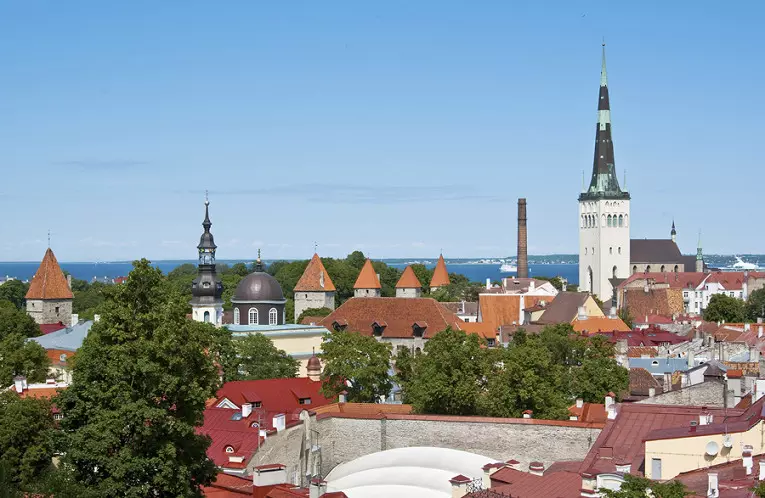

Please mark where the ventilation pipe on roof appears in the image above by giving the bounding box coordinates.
[605,393,616,419]
[528,462,544,476]
[708,472,719,497]
[522,410,532,419]
[576,398,584,409]
[13,376,25,394]
[648,387,656,398]
[743,447,754,475]
[745,323,751,332]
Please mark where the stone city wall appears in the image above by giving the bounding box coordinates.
[636,379,726,408]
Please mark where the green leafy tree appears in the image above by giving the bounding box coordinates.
[754,481,765,498]
[601,474,690,497]
[345,251,367,271]
[393,346,416,386]
[704,293,746,323]
[410,264,432,293]
[570,338,629,403]
[72,281,109,321]
[618,308,634,329]
[228,262,250,277]
[319,329,392,403]
[0,306,41,339]
[0,334,51,387]
[0,280,28,310]
[746,288,765,322]
[56,259,221,497]
[234,334,299,380]
[403,328,486,415]
[534,276,565,291]
[297,307,333,324]
[0,391,54,491]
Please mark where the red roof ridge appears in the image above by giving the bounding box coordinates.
[430,254,450,288]
[396,265,422,289]
[353,259,381,289]
[294,253,336,292]
[25,248,73,300]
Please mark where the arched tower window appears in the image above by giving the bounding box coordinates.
[269,308,278,325]
[203,311,210,323]
[618,215,624,227]
[607,215,612,227]
[660,265,666,273]
[674,265,679,273]
[248,308,259,325]
[233,308,240,325]
[632,265,638,274]
[645,265,651,273]
[613,266,618,278]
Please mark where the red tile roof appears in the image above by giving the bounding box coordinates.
[628,368,663,397]
[430,254,450,288]
[25,248,73,300]
[46,349,74,367]
[627,346,658,358]
[39,322,67,335]
[396,265,422,289]
[353,259,381,289]
[618,272,707,290]
[202,472,253,496]
[294,253,336,292]
[319,297,495,340]
[214,378,334,430]
[568,402,607,423]
[485,467,582,498]
[198,407,265,467]
[675,456,765,498]
[311,402,413,417]
[479,294,547,331]
[579,403,746,475]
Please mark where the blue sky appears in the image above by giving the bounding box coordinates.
[1,1,763,262]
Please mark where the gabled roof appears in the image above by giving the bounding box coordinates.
[25,248,73,300]
[568,402,607,423]
[630,239,684,264]
[572,316,630,334]
[30,321,93,352]
[214,378,334,422]
[429,254,450,288]
[485,467,582,498]
[479,294,547,331]
[353,259,380,289]
[318,297,494,339]
[536,292,590,324]
[198,407,264,468]
[294,253,336,292]
[618,272,706,290]
[395,265,422,289]
[628,367,663,396]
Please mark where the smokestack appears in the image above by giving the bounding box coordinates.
[517,198,528,279]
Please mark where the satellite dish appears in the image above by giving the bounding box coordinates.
[706,441,720,456]
[723,435,733,448]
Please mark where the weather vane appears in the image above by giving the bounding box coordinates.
[47,229,51,248]
[205,189,209,204]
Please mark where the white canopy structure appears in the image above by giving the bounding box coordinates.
[324,446,494,498]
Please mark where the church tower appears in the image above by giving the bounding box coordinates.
[190,195,224,325]
[578,44,630,302]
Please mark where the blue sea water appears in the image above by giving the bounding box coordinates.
[0,260,579,286]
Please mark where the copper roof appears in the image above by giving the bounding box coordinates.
[294,253,336,292]
[395,265,422,289]
[25,248,73,300]
[429,254,450,288]
[353,259,381,289]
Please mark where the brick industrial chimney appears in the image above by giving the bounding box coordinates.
[517,198,528,278]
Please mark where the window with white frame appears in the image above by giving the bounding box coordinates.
[248,308,259,325]
[233,308,240,325]
[269,307,278,325]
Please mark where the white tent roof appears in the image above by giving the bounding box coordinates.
[325,446,494,498]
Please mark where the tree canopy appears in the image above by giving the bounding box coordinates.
[601,474,690,497]
[0,306,41,340]
[233,333,299,381]
[704,293,746,323]
[319,329,392,403]
[56,259,224,497]
[0,280,28,310]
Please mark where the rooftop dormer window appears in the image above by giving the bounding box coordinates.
[299,397,312,405]
[225,446,234,454]
[412,322,427,338]
[372,320,387,337]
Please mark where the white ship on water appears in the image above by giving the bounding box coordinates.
[719,256,762,271]
[499,259,518,273]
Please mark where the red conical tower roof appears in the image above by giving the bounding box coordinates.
[25,248,73,300]
[396,265,422,289]
[353,259,381,289]
[294,253,336,292]
[430,254,450,288]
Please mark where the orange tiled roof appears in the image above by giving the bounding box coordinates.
[294,253,336,292]
[459,320,498,340]
[46,349,74,367]
[568,402,607,423]
[353,259,381,289]
[25,248,73,300]
[429,254,450,288]
[479,294,547,330]
[627,346,658,358]
[311,402,413,417]
[396,265,422,289]
[572,316,631,334]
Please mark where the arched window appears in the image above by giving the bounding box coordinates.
[660,265,666,273]
[585,247,588,255]
[233,308,240,325]
[248,308,259,325]
[618,215,624,227]
[613,266,618,278]
[633,265,638,274]
[607,215,612,227]
[645,265,651,273]
[269,307,278,325]
[609,247,613,255]
[674,265,679,273]
[592,247,595,255]
[618,247,622,254]
[203,311,210,323]
[225,446,234,454]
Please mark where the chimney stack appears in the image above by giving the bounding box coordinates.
[517,198,528,279]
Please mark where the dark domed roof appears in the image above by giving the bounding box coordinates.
[307,354,321,371]
[233,272,285,302]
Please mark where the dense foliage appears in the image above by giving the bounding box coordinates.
[601,474,690,497]
[56,260,225,497]
[0,306,50,387]
[0,280,28,310]
[398,324,628,419]
[319,329,393,403]
[232,333,299,380]
[704,293,746,323]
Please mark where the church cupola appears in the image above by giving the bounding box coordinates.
[671,221,677,243]
[191,193,224,325]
